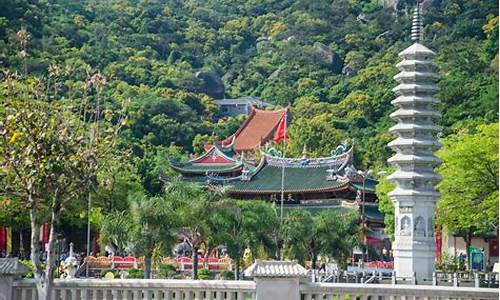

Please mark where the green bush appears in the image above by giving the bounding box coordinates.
[126,268,145,279]
[436,253,459,274]
[18,260,34,279]
[157,263,177,279]
[198,268,213,280]
[219,270,234,280]
[100,268,119,278]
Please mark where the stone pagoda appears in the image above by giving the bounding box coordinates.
[388,4,442,280]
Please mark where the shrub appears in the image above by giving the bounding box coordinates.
[19,260,34,279]
[127,268,145,279]
[219,270,234,280]
[157,263,177,279]
[198,268,213,280]
[100,268,119,278]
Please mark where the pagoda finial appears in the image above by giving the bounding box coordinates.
[411,2,423,42]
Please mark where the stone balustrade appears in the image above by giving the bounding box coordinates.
[2,260,499,300]
[300,282,499,300]
[12,279,256,300]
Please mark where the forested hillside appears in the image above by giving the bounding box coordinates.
[1,0,498,192]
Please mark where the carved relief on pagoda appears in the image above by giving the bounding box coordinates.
[400,216,412,236]
[414,216,426,237]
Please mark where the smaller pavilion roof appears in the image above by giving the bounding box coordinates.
[170,144,243,175]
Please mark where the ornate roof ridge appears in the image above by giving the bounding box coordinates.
[262,144,353,168]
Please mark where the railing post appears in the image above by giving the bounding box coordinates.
[244,260,307,300]
[391,271,396,285]
[411,272,417,285]
[474,273,480,288]
[432,272,437,286]
[0,258,30,300]
[453,272,458,287]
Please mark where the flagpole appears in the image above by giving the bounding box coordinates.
[280,139,285,221]
[280,113,287,222]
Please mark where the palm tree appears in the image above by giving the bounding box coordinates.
[130,193,178,278]
[282,209,314,266]
[99,210,133,256]
[175,183,223,279]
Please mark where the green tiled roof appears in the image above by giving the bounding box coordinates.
[363,205,384,220]
[350,178,378,192]
[228,164,350,193]
[283,204,353,216]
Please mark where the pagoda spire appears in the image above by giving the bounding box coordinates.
[411,2,423,42]
[387,3,441,281]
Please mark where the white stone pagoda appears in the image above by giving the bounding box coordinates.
[388,4,442,281]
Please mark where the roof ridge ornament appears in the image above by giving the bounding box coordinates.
[411,2,423,42]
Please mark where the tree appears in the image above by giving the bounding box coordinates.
[99,210,133,256]
[375,167,396,241]
[217,200,279,279]
[174,182,224,279]
[0,72,124,299]
[436,123,499,256]
[130,193,178,279]
[314,210,360,270]
[282,209,314,266]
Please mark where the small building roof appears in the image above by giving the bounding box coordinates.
[0,258,30,276]
[222,107,287,152]
[214,96,270,107]
[169,144,243,175]
[244,260,308,278]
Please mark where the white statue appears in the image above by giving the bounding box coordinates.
[400,216,411,236]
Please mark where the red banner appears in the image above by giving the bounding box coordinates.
[42,223,50,249]
[0,225,5,255]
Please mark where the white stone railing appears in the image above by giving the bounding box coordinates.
[300,282,499,300]
[3,260,499,300]
[12,279,256,300]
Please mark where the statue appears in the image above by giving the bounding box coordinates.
[415,216,426,237]
[62,242,78,279]
[400,216,411,236]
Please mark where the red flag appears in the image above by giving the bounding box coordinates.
[273,114,287,144]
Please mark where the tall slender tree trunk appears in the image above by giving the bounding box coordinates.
[311,251,317,270]
[37,201,60,300]
[235,257,241,280]
[144,253,152,279]
[465,227,473,272]
[192,247,199,279]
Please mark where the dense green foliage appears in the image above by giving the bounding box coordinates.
[436,123,499,242]
[0,0,497,171]
[0,0,497,280]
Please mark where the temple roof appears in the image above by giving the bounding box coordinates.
[224,144,375,195]
[222,107,288,152]
[229,163,351,194]
[170,144,243,174]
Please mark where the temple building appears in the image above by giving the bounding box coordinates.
[169,93,386,250]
